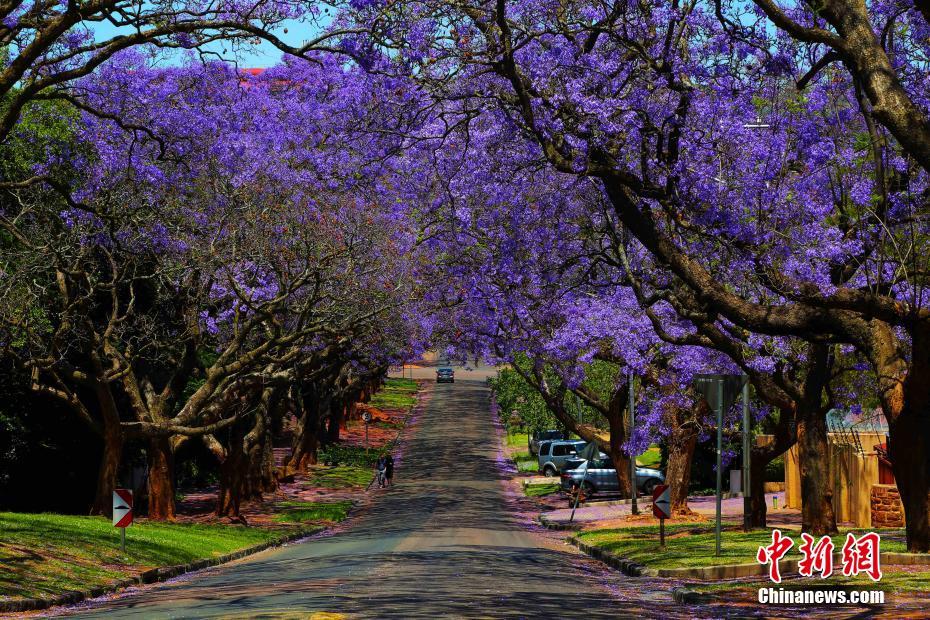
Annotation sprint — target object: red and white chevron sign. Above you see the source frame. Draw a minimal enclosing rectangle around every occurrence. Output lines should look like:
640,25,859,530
113,488,133,528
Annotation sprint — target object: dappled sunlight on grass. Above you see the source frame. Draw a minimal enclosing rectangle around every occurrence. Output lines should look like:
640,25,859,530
370,378,418,410
273,501,353,524
0,512,290,600
304,465,372,489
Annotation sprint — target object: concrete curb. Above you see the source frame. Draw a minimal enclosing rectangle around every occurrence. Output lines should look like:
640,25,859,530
0,525,322,614
538,514,582,531
671,586,714,604
567,535,648,577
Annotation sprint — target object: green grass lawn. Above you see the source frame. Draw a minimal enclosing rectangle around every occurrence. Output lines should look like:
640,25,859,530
304,465,372,489
273,501,353,524
0,512,302,601
576,526,909,569
506,432,529,449
510,449,539,474
523,482,560,497
636,445,661,468
369,378,418,409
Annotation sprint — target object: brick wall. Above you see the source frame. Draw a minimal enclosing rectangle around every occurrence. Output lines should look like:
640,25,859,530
870,484,905,528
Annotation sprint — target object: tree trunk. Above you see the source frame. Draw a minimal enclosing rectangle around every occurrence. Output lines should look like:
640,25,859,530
873,322,930,551
325,395,343,445
797,344,837,536
146,436,176,520
665,414,698,516
90,423,123,516
246,389,278,497
607,395,633,497
287,382,319,471
217,420,247,518
889,412,930,552
797,414,837,535
749,452,768,527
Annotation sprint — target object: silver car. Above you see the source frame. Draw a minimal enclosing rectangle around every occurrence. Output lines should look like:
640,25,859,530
560,458,665,496
537,440,587,477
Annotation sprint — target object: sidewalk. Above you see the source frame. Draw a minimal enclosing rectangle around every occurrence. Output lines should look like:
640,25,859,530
543,492,803,529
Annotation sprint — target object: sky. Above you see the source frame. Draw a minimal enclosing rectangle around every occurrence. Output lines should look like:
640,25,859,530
91,17,329,69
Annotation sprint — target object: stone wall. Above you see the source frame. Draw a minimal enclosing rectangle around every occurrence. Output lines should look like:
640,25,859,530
871,484,905,528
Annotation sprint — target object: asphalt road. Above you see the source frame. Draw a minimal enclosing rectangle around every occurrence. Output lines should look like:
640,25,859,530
60,371,723,619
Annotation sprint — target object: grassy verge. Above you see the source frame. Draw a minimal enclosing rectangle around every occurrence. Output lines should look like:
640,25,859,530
304,464,372,489
524,482,560,497
0,512,300,601
273,501,353,524
370,378,418,409
506,432,529,449
636,445,661,468
510,449,539,474
576,526,908,569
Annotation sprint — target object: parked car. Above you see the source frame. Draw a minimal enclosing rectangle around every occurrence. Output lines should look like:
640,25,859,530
528,429,565,456
436,367,455,383
560,458,665,496
537,440,587,476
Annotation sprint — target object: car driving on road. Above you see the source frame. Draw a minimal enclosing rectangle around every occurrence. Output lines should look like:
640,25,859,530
436,367,455,383
559,458,665,497
537,440,587,476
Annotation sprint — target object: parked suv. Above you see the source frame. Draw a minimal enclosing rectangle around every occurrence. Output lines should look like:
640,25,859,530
560,458,665,496
528,429,564,456
436,367,455,383
537,440,586,477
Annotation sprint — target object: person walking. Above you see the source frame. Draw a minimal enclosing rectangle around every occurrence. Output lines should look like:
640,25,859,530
375,455,387,489
384,453,395,486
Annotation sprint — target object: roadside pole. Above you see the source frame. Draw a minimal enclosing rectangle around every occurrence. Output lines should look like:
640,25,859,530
362,411,372,455
113,489,133,553
742,377,751,532
628,373,638,515
652,484,671,550
715,380,723,556
569,460,590,523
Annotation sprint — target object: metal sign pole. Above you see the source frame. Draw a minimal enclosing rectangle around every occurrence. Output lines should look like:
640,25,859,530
569,460,590,523
629,373,638,515
660,517,666,550
121,527,126,553
715,379,724,557
742,377,751,532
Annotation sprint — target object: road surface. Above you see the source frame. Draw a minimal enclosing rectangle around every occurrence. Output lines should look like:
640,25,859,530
61,368,748,618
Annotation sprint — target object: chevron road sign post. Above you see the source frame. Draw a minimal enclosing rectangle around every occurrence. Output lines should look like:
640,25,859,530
113,488,133,552
652,484,671,549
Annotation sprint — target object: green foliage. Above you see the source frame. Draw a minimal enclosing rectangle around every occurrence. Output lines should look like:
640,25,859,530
490,356,625,436
765,455,785,482
0,512,311,600
318,444,381,468
273,500,353,524
490,366,557,433
637,446,662,468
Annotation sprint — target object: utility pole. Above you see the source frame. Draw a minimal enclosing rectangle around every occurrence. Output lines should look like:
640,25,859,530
629,373,638,515
742,377,751,531
715,379,724,556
